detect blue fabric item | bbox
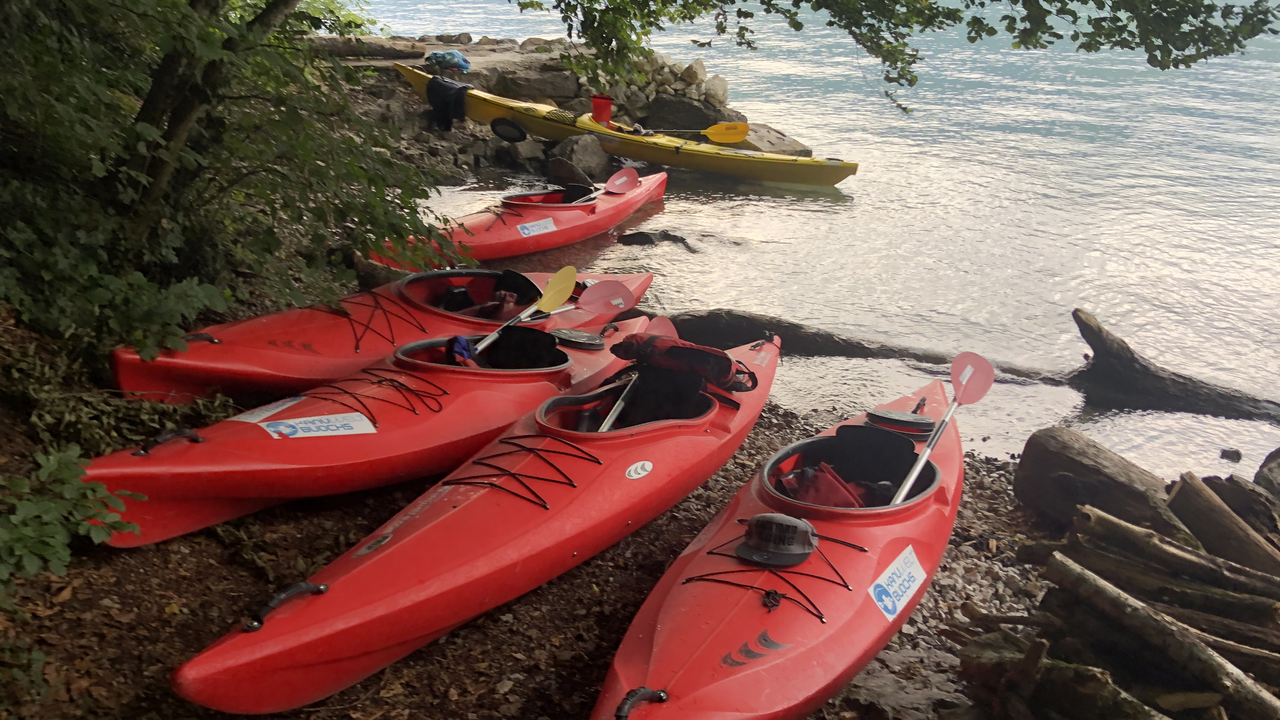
[427,50,470,72]
[446,335,477,364]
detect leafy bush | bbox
[0,0,462,361]
[0,446,140,583]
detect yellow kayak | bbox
[394,63,858,186]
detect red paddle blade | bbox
[604,167,640,194]
[576,280,635,315]
[951,351,995,406]
[647,316,678,338]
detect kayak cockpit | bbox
[762,424,939,511]
[501,187,598,208]
[537,367,715,433]
[393,327,571,373]
[396,269,543,322]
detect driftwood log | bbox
[958,630,1174,720]
[1203,474,1280,551]
[1066,309,1280,423]
[1013,427,1199,548]
[1043,552,1280,720]
[1256,447,1280,498]
[1072,506,1280,601]
[1058,537,1280,629]
[1151,603,1280,655]
[1167,472,1280,576]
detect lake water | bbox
[366,0,1280,479]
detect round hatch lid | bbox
[866,409,936,435]
[551,328,605,351]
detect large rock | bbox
[644,93,721,131]
[704,75,728,107]
[494,70,580,101]
[1013,426,1200,548]
[680,58,707,84]
[730,123,812,157]
[548,135,608,178]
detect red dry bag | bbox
[610,333,758,392]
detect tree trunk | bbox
[1044,552,1280,720]
[1013,427,1199,548]
[124,0,304,214]
[1072,506,1280,601]
[1066,309,1280,423]
[1167,472,1280,576]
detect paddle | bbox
[531,279,636,321]
[658,122,750,144]
[474,266,576,353]
[598,315,679,432]
[890,351,996,506]
[570,168,640,204]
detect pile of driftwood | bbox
[949,427,1280,720]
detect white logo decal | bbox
[868,545,926,620]
[517,218,557,237]
[625,461,653,479]
[259,412,376,439]
[228,396,305,423]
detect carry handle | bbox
[132,428,204,456]
[242,581,329,632]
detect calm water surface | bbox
[368,1,1280,478]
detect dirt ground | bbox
[1,390,1044,720]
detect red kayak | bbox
[591,381,963,719]
[170,334,782,714]
[90,317,648,547]
[112,269,653,404]
[376,172,667,267]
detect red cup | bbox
[590,94,613,125]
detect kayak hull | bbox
[378,176,668,267]
[395,64,858,187]
[171,337,782,714]
[93,318,648,547]
[590,381,963,719]
[111,270,652,404]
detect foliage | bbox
[517,0,1280,87]
[3,346,238,459]
[0,0,461,361]
[0,446,141,584]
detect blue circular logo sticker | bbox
[872,583,897,617]
[264,420,299,438]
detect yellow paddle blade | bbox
[393,62,433,100]
[700,122,750,143]
[537,266,578,312]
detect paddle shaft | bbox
[598,376,640,432]
[474,305,536,353]
[890,399,959,506]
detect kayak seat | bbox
[765,425,938,508]
[394,327,569,371]
[538,367,714,432]
[615,367,712,429]
[438,286,476,312]
[485,326,568,370]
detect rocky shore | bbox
[323,33,812,183]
